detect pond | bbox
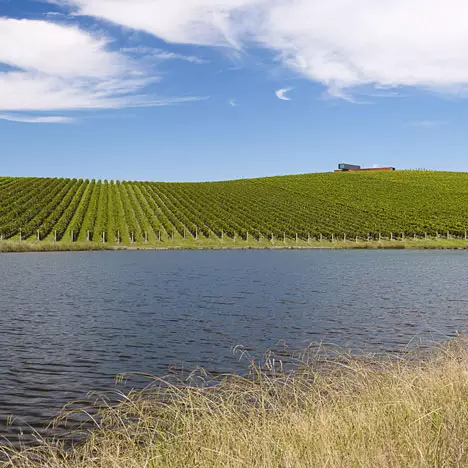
[0,250,466,443]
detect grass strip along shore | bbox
[3,170,468,251]
[2,339,467,467]
[4,237,468,252]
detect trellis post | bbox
[54,231,57,243]
[71,230,74,242]
[37,230,40,242]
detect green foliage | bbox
[2,171,468,244]
[94,180,109,242]
[80,180,101,241]
[0,178,67,239]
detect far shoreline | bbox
[2,238,468,253]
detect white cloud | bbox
[122,47,208,64]
[56,0,261,47]
[408,120,449,128]
[0,18,204,114]
[0,71,203,111]
[259,0,468,94]
[0,114,75,124]
[56,0,468,98]
[0,17,121,77]
[275,87,293,101]
[228,99,237,106]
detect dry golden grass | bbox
[2,340,467,467]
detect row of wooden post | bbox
[4,230,468,243]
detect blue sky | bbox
[2,0,468,181]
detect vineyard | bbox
[1,170,468,247]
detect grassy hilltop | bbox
[1,170,468,248]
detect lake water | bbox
[0,250,467,443]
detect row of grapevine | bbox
[4,171,468,243]
[131,184,166,240]
[23,180,78,239]
[66,182,94,240]
[0,179,67,238]
[79,181,101,241]
[111,182,129,243]
[155,184,212,238]
[94,181,109,242]
[123,183,155,242]
[39,180,85,240]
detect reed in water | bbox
[2,339,467,467]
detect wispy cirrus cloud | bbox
[0,113,76,124]
[51,0,260,47]
[0,17,205,120]
[52,0,468,100]
[407,120,449,128]
[122,47,209,65]
[275,87,293,101]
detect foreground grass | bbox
[3,237,468,252]
[2,340,468,467]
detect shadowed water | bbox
[0,250,466,444]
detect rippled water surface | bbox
[0,250,467,443]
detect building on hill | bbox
[337,163,361,171]
[335,163,395,172]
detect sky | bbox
[2,1,468,181]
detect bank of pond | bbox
[4,236,468,252]
[2,340,467,467]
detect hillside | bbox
[0,171,467,245]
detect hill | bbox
[0,171,467,246]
